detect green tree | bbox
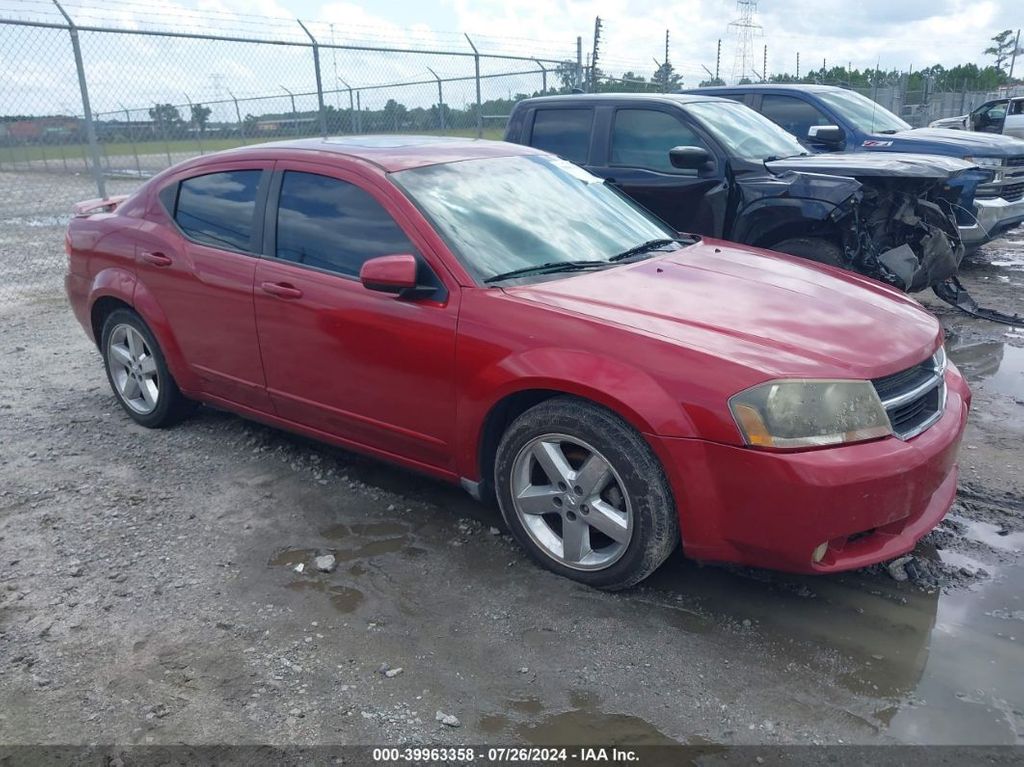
[985,29,1023,72]
[190,103,212,134]
[554,59,581,92]
[148,103,181,126]
[652,62,683,91]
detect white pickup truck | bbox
[930,96,1024,139]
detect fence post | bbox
[228,89,244,139]
[120,105,141,176]
[426,67,445,132]
[183,93,204,155]
[533,59,548,94]
[53,0,106,198]
[297,20,327,138]
[465,34,482,138]
[339,79,355,133]
[355,90,362,133]
[281,86,299,136]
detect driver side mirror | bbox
[668,145,712,171]
[360,254,427,298]
[807,125,845,147]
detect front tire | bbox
[100,308,193,428]
[494,396,679,590]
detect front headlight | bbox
[729,380,892,449]
[965,156,1004,168]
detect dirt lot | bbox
[0,171,1022,746]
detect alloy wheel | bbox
[107,324,160,415]
[510,433,633,571]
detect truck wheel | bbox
[494,396,679,590]
[772,237,846,268]
[101,308,195,428]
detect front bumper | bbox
[960,195,1024,247]
[651,369,970,574]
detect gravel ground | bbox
[0,171,1022,746]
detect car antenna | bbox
[870,55,880,133]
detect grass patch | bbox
[1,128,508,165]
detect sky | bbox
[1,0,1020,117]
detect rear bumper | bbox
[652,369,970,574]
[961,195,1024,246]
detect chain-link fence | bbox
[0,10,581,302]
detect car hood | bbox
[504,239,941,380]
[869,128,1024,156]
[766,151,979,179]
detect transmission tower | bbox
[728,0,762,84]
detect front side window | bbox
[610,109,711,172]
[529,109,593,164]
[392,154,679,283]
[275,171,416,278]
[175,170,262,252]
[759,95,832,139]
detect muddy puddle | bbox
[480,692,678,745]
[269,518,418,613]
[948,340,1024,399]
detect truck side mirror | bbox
[668,146,712,171]
[807,125,845,146]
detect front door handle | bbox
[260,281,303,299]
[140,251,172,267]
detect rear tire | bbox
[771,237,846,268]
[100,308,194,428]
[494,396,679,590]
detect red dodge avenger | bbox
[65,136,969,589]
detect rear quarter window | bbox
[529,108,593,164]
[173,170,262,252]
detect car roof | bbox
[516,93,727,107]
[684,84,843,93]
[208,135,546,172]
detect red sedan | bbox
[65,136,970,589]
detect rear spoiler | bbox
[72,195,129,218]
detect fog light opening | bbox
[812,542,829,564]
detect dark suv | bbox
[505,93,987,292]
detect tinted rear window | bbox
[529,109,593,164]
[174,170,262,252]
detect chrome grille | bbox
[871,349,947,440]
[1001,181,1024,202]
[1006,156,1024,168]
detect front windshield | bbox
[816,89,911,134]
[685,100,808,161]
[392,154,678,283]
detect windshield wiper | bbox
[609,238,691,262]
[484,260,610,284]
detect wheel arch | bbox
[465,360,694,501]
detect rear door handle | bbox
[140,251,172,267]
[260,281,303,299]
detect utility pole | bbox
[763,44,767,82]
[796,51,800,79]
[716,39,721,82]
[591,16,602,92]
[576,36,583,90]
[1010,29,1021,81]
